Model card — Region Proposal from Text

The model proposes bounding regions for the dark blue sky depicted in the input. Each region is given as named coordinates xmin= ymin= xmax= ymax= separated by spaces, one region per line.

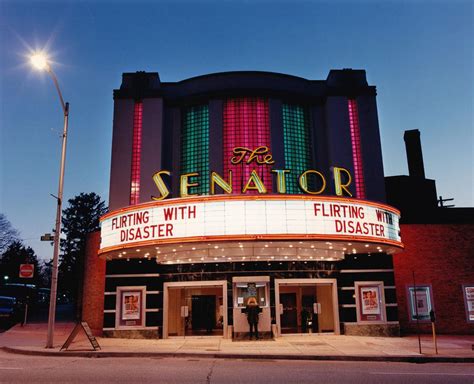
xmin=1 ymin=1 xmax=472 ymax=260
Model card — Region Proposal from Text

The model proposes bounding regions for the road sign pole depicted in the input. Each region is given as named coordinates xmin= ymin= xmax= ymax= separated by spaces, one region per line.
xmin=23 ymin=302 xmax=28 ymax=327
xmin=412 ymin=270 xmax=422 ymax=354
xmin=19 ymin=264 xmax=34 ymax=327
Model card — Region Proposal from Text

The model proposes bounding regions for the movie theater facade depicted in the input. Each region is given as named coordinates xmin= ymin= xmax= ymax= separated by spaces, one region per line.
xmin=84 ymin=70 xmax=404 ymax=339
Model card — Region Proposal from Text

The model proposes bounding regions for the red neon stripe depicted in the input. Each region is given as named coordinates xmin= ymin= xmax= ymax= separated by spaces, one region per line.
xmin=348 ymin=99 xmax=366 ymax=199
xmin=130 ymin=101 xmax=143 ymax=205
xmin=223 ymin=98 xmax=272 ymax=194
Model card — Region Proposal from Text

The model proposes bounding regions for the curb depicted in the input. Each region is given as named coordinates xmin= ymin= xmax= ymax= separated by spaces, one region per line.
xmin=2 ymin=346 xmax=474 ymax=363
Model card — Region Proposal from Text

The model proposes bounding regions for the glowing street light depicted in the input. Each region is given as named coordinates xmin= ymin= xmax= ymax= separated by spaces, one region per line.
xmin=30 ymin=52 xmax=48 ymax=71
xmin=30 ymin=51 xmax=69 ymax=349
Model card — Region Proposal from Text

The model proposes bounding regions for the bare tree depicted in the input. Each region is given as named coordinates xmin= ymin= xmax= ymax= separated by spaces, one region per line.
xmin=0 ymin=213 xmax=19 ymax=255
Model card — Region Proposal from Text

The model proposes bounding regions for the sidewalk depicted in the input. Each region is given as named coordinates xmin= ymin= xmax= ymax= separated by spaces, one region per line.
xmin=1 ymin=322 xmax=473 ymax=363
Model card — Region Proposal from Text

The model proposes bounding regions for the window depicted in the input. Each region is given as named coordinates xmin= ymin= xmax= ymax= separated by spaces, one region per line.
xmin=234 ymin=282 xmax=268 ymax=308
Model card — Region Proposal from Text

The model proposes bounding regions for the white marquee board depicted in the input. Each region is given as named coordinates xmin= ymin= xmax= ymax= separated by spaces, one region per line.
xmin=100 ymin=197 xmax=401 ymax=252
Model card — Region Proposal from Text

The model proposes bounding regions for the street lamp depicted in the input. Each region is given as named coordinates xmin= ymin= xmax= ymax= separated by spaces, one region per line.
xmin=30 ymin=51 xmax=69 ymax=349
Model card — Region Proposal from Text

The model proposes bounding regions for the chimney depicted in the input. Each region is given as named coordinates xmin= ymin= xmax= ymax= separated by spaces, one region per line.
xmin=404 ymin=129 xmax=425 ymax=179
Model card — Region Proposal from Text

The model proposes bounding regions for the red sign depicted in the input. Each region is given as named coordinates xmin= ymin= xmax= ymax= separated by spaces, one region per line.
xmin=19 ymin=264 xmax=34 ymax=278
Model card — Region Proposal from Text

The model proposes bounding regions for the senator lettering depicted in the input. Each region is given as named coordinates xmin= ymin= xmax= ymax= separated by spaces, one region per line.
xmin=152 ymin=167 xmax=353 ymax=200
xmin=152 ymin=147 xmax=354 ymax=200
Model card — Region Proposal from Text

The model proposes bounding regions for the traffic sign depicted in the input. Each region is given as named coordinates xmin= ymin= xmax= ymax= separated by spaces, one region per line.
xmin=41 ymin=233 xmax=54 ymax=241
xmin=19 ymin=264 xmax=34 ymax=278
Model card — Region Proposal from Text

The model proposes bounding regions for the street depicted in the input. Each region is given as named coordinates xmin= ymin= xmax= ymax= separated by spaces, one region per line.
xmin=0 ymin=350 xmax=473 ymax=384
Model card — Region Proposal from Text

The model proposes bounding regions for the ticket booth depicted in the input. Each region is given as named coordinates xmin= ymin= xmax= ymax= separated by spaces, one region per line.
xmin=232 ymin=276 xmax=271 ymax=339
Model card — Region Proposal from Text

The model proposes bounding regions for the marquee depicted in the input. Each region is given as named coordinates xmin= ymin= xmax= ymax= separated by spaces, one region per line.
xmin=99 ymin=195 xmax=402 ymax=254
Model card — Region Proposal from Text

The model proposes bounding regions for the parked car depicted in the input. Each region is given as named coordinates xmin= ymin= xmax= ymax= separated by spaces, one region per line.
xmin=0 ymin=296 xmax=21 ymax=327
xmin=37 ymin=288 xmax=51 ymax=306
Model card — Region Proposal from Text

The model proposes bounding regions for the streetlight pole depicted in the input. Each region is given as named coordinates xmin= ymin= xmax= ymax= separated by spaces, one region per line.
xmin=30 ymin=53 xmax=69 ymax=348
xmin=47 ymin=99 xmax=69 ymax=348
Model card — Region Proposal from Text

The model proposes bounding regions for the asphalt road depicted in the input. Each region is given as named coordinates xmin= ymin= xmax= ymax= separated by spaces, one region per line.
xmin=0 ymin=351 xmax=473 ymax=384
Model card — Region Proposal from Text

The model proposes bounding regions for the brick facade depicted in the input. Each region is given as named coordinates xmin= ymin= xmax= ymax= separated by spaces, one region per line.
xmin=82 ymin=231 xmax=106 ymax=336
xmin=393 ymin=224 xmax=474 ymax=335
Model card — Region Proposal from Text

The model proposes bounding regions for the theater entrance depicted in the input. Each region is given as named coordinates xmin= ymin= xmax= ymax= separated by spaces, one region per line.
xmin=275 ymin=279 xmax=340 ymax=336
xmin=163 ymin=281 xmax=228 ymax=338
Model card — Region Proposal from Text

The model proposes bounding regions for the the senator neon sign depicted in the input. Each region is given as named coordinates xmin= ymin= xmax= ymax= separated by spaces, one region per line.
xmin=152 ymin=146 xmax=354 ymax=200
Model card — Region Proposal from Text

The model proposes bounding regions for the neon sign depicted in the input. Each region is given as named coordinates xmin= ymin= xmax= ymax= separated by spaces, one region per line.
xmin=152 ymin=146 xmax=354 ymax=200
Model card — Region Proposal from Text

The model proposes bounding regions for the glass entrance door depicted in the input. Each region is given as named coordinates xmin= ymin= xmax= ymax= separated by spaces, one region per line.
xmin=279 ymin=282 xmax=336 ymax=334
xmin=191 ymin=295 xmax=216 ymax=334
xmin=280 ymin=293 xmax=297 ymax=332
xmin=167 ymin=285 xmax=224 ymax=337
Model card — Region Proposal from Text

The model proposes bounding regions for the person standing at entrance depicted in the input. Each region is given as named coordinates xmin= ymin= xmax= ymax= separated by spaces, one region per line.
xmin=245 ymin=297 xmax=261 ymax=340
xmin=301 ymin=307 xmax=310 ymax=333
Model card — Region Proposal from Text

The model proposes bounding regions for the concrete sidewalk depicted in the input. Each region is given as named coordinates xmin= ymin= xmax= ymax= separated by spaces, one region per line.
xmin=1 ymin=323 xmax=473 ymax=363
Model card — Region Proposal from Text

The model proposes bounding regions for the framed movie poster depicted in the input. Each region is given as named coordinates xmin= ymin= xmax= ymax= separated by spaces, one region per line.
xmin=463 ymin=285 xmax=474 ymax=323
xmin=122 ymin=291 xmax=141 ymax=320
xmin=407 ymin=285 xmax=433 ymax=322
xmin=115 ymin=286 xmax=146 ymax=329
xmin=355 ymin=281 xmax=386 ymax=323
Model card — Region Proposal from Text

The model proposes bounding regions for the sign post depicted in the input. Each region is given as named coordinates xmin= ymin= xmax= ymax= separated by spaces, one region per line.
xmin=19 ymin=264 xmax=34 ymax=327
xmin=430 ymin=309 xmax=438 ymax=354
xmin=412 ymin=271 xmax=422 ymax=354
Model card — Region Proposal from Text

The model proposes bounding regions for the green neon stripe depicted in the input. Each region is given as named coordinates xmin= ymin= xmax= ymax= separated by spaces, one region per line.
xmin=282 ymin=104 xmax=312 ymax=194
xmin=181 ymin=105 xmax=209 ymax=195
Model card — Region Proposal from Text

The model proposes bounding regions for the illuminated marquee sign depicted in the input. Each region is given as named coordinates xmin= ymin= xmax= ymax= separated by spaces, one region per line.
xmin=100 ymin=196 xmax=402 ymax=253
xmin=152 ymin=146 xmax=354 ymax=199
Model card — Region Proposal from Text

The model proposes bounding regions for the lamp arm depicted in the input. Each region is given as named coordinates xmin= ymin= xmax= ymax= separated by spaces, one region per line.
xmin=47 ymin=66 xmax=68 ymax=115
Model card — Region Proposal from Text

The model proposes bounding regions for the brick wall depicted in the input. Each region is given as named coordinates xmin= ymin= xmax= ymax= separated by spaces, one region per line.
xmin=82 ymin=231 xmax=106 ymax=336
xmin=393 ymin=224 xmax=474 ymax=335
